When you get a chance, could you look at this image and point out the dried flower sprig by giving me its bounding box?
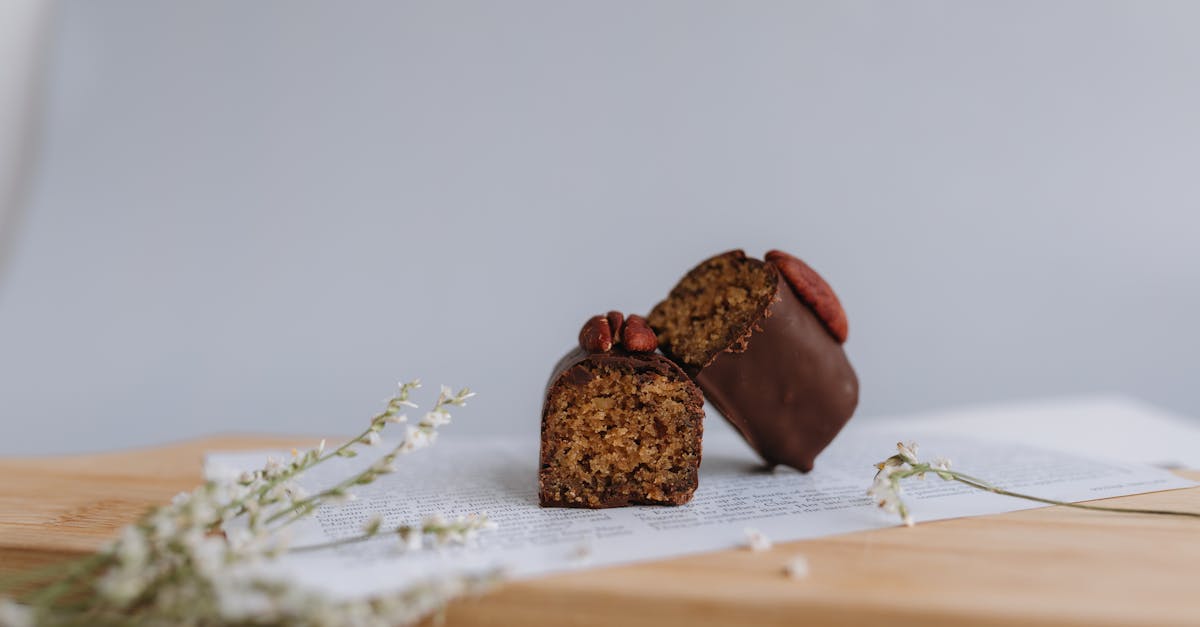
[869,441,1200,527]
[0,380,498,627]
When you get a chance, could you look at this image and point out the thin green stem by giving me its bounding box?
[264,391,465,528]
[212,383,424,525]
[23,553,106,608]
[263,461,379,527]
[891,462,1200,520]
[306,417,388,469]
[229,424,367,509]
[949,475,1200,518]
[288,533,378,554]
[0,555,94,592]
[288,518,487,555]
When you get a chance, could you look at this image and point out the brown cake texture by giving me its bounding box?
[648,249,858,472]
[539,313,704,508]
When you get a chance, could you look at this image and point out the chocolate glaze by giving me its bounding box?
[543,346,690,400]
[656,251,859,472]
[539,346,705,508]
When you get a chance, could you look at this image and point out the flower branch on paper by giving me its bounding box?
[0,380,498,627]
[869,441,1200,527]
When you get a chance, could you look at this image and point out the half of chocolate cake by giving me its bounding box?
[648,249,858,472]
[539,313,704,508]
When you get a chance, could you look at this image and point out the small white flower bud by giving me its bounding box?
[744,528,772,552]
[399,528,423,551]
[784,555,810,579]
[896,441,920,464]
[363,513,384,536]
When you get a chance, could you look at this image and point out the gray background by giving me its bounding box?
[2,1,1198,456]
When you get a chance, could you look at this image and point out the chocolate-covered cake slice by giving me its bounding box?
[648,249,858,472]
[539,313,704,508]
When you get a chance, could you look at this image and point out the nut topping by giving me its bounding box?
[621,315,658,353]
[579,315,613,353]
[578,312,658,354]
[764,249,848,343]
[606,311,625,340]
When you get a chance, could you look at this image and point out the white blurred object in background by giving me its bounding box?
[0,0,55,277]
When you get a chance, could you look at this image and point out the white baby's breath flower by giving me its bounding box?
[469,513,498,531]
[96,563,152,607]
[399,527,423,552]
[0,598,33,627]
[875,455,908,476]
[371,458,398,474]
[206,481,245,513]
[188,495,219,526]
[401,426,436,452]
[188,535,228,577]
[386,413,408,424]
[264,456,285,476]
[869,438,1200,530]
[112,524,149,567]
[211,577,274,622]
[223,526,255,553]
[9,380,496,627]
[867,472,903,514]
[363,513,384,536]
[283,482,309,502]
[264,482,290,503]
[422,410,452,427]
[148,508,180,541]
[784,555,810,579]
[744,527,772,552]
[896,441,920,464]
[263,527,294,559]
[326,491,358,504]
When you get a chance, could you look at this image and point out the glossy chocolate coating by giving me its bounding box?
[544,346,688,397]
[697,272,858,471]
[651,250,858,472]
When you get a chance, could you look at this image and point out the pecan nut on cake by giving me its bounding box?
[539,312,704,508]
[648,250,858,472]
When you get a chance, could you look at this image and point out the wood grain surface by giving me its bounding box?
[2,436,1198,626]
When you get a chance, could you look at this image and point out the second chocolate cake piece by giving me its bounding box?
[648,249,858,472]
[539,313,704,508]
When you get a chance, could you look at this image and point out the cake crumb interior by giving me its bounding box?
[540,362,701,507]
[648,254,777,369]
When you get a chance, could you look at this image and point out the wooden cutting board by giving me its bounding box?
[2,435,1198,626]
